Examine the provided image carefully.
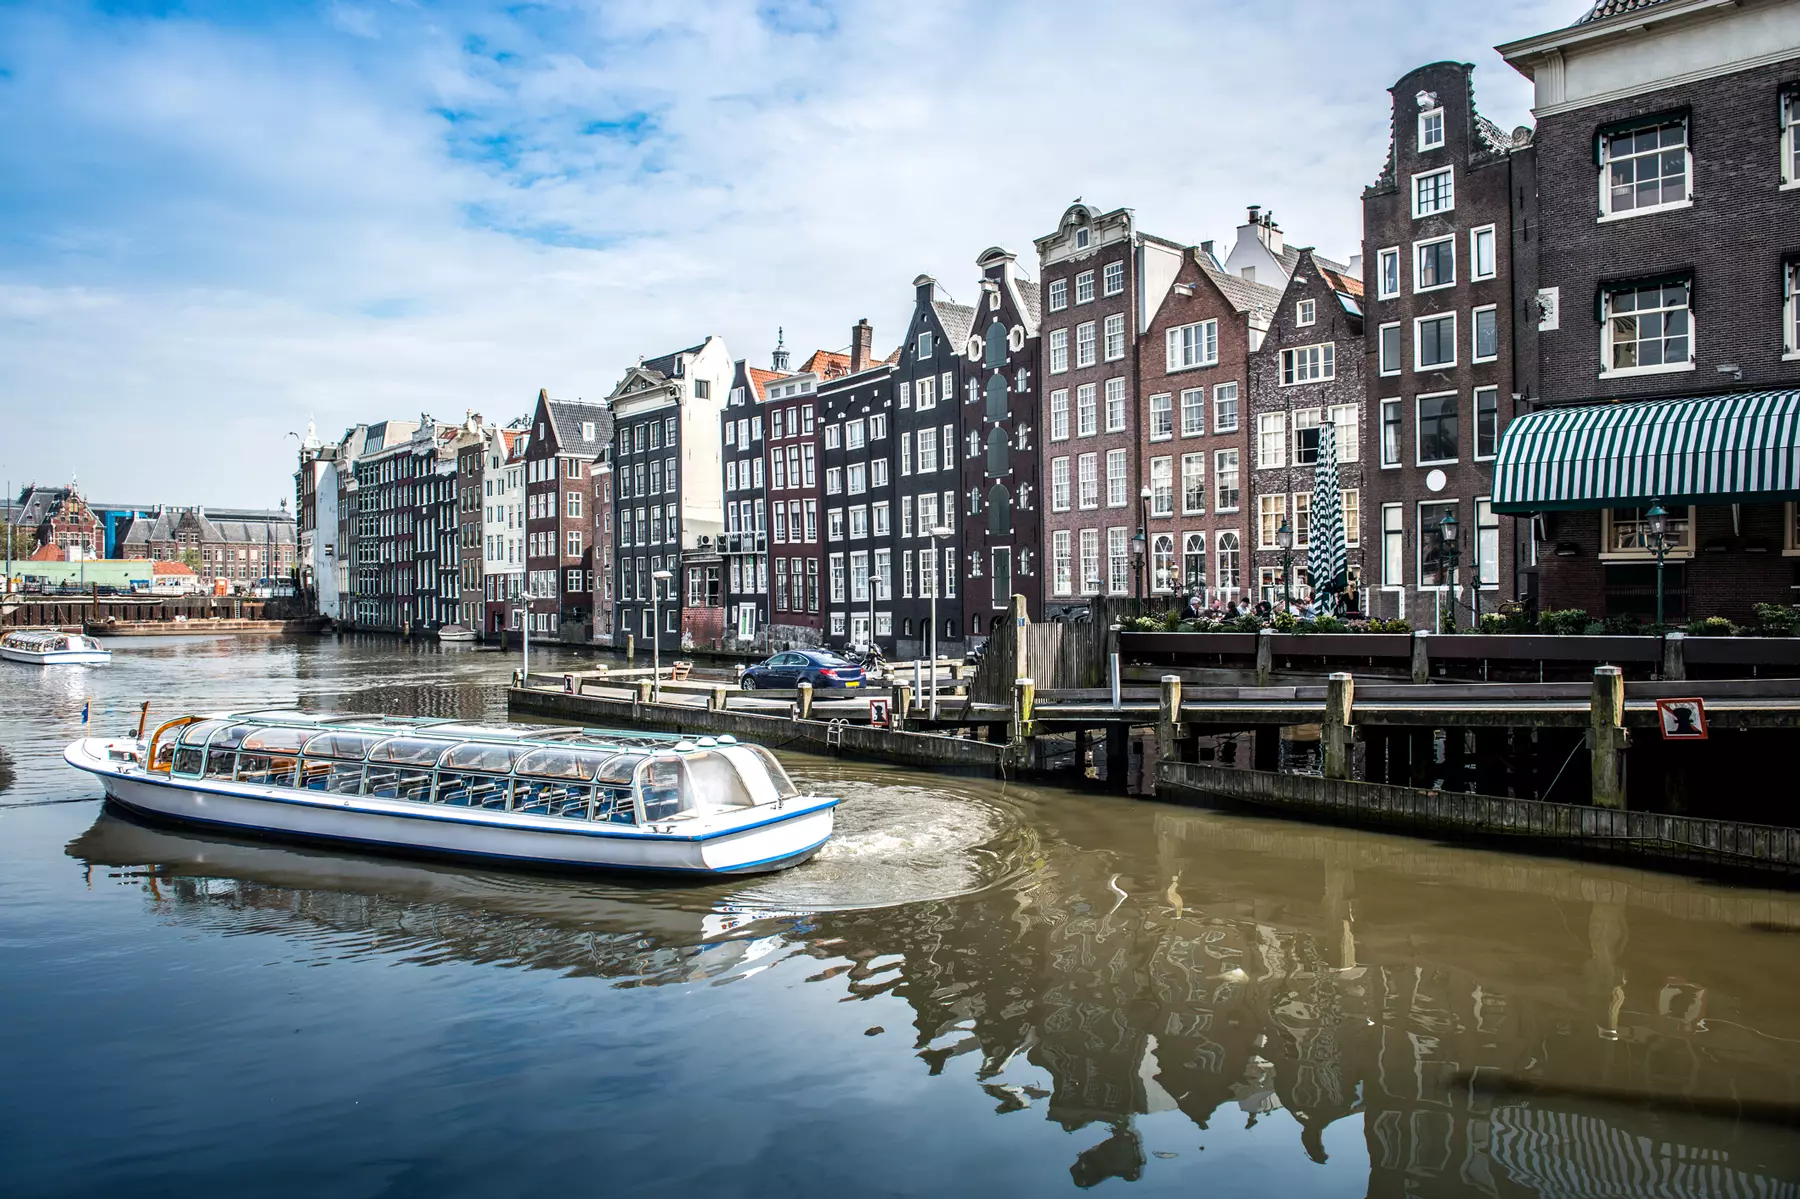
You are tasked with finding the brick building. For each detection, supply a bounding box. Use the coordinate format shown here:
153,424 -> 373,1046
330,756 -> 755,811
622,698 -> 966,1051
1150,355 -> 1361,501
453,417 -> 491,632
1136,248 -> 1279,609
119,505 -> 296,589
1034,203 -> 1186,617
1247,251 -> 1368,608
960,247 -> 1042,645
12,483 -> 102,557
1362,61 -> 1527,627
1494,0 -> 1800,622
523,390 -> 612,640
819,324 -> 895,651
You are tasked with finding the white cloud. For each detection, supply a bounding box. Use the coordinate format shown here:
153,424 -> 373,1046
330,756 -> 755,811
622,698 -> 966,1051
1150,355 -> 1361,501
0,0 -> 1574,503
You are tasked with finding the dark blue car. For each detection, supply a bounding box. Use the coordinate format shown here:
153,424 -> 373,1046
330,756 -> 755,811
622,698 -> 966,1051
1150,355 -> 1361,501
739,649 -> 867,690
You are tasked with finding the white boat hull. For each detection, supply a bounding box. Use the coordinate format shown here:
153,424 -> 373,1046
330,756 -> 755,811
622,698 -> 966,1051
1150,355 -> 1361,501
1,646 -> 112,665
63,738 -> 833,876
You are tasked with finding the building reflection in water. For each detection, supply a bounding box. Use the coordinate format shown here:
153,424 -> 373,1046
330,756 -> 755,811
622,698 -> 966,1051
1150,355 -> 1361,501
69,805 -> 1800,1195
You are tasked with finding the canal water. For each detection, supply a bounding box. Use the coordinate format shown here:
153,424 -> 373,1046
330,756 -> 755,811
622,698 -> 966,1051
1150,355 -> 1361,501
4,635 -> 1800,1196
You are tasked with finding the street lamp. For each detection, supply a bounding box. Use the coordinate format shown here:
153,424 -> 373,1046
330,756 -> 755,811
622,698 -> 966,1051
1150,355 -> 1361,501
927,525 -> 952,722
650,568 -> 674,701
1439,510 -> 1461,632
1135,485 -> 1152,606
1646,499 -> 1670,627
1276,518 -> 1293,612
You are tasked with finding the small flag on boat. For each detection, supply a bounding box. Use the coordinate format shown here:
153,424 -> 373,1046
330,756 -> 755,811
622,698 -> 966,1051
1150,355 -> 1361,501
81,699 -> 90,726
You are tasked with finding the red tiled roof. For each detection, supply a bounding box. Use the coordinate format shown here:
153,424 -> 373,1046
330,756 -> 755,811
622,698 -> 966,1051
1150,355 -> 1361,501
746,366 -> 783,400
153,559 -> 197,575
800,350 -> 853,379
29,543 -> 64,561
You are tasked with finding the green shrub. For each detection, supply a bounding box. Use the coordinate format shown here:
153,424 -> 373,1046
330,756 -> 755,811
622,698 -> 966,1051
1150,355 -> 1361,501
1752,603 -> 1800,636
1477,613 -> 1509,634
1685,615 -> 1738,637
1121,615 -> 1161,632
1307,614 -> 1346,633
1271,611 -> 1299,633
1538,608 -> 1591,636
1224,615 -> 1264,633
1602,614 -> 1647,635
1364,617 -> 1412,634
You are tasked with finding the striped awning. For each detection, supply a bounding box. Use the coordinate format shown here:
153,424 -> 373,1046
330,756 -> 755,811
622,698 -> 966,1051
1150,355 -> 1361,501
1492,389 -> 1800,513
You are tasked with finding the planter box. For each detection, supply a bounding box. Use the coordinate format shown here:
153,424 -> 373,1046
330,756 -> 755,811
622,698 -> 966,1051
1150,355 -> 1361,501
1120,631 -> 1258,657
1680,637 -> 1800,667
1269,633 -> 1412,658
1426,634 -> 1662,663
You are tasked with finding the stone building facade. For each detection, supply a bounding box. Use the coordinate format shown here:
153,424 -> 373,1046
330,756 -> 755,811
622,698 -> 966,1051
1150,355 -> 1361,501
523,390 -> 612,640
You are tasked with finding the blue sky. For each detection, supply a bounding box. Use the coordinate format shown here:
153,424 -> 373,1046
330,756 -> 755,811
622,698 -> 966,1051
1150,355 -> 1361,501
0,0 -> 1573,506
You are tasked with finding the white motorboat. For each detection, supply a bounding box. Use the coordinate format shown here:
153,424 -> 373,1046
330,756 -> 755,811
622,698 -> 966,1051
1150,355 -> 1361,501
436,624 -> 477,642
1,630 -> 112,665
63,711 -> 837,876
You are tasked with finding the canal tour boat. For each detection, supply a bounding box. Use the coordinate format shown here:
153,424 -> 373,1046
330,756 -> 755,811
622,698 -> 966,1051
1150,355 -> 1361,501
1,630 -> 112,666
62,711 -> 837,876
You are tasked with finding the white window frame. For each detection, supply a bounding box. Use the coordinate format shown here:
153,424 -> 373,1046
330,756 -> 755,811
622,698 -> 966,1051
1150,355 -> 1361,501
1104,449 -> 1128,508
1413,235 -> 1456,293
1050,389 -> 1070,440
1075,270 -> 1095,304
1470,225 -> 1497,281
1166,319 -> 1220,370
1104,378 -> 1127,433
1598,116 -> 1692,221
1377,247 -> 1401,300
1415,390 -> 1460,468
1418,106 -> 1445,152
1787,262 -> 1800,359
1079,529 -> 1101,595
1600,280 -> 1695,378
1103,312 -> 1126,361
1048,278 -> 1068,312
1378,321 -> 1403,377
1103,261 -> 1124,297
1379,397 -> 1403,470
1295,299 -> 1316,328
1180,452 -> 1205,516
1785,91 -> 1800,188
1381,503 -> 1404,588
1051,456 -> 1071,511
1257,411 -> 1286,470
1414,311 -> 1457,372
1474,386 -> 1500,462
1048,329 -> 1068,374
1076,384 -> 1097,436
1279,343 -> 1335,385
1411,167 -> 1454,218
1075,322 -> 1097,369
1471,304 -> 1499,364
1213,449 -> 1240,513
1179,388 -> 1205,437
1475,497 -> 1499,589
1212,383 -> 1239,433
1148,393 -> 1174,442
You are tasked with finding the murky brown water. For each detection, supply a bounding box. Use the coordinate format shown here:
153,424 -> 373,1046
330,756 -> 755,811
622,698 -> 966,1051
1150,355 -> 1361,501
3,634 -> 1798,1195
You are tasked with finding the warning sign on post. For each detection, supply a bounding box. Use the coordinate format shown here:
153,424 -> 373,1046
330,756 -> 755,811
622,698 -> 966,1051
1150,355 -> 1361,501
868,697 -> 891,729
1656,697 -> 1708,741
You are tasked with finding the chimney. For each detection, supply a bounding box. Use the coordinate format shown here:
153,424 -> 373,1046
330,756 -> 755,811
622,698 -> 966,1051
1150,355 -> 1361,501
1258,211 -> 1284,256
1246,204 -> 1261,226
850,319 -> 873,373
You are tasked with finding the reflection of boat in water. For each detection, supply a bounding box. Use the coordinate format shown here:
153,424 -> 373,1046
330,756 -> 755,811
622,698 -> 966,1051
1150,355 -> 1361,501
1,630 -> 111,665
67,809 -> 792,984
63,710 -> 837,876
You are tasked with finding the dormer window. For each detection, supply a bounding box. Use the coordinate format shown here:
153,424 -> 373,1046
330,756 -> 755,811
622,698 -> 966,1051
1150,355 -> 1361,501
917,331 -> 933,359
1075,227 -> 1090,250
1296,299 -> 1316,327
1418,107 -> 1445,152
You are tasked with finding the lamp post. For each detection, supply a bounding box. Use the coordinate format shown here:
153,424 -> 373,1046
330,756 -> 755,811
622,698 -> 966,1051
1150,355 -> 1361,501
650,568 -> 673,701
927,525 -> 951,721
1136,485 -> 1153,606
1439,509 -> 1461,632
1646,499 -> 1670,628
1276,518 -> 1293,613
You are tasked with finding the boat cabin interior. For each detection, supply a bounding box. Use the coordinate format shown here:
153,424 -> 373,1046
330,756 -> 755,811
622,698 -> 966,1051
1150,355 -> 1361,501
144,713 -> 801,827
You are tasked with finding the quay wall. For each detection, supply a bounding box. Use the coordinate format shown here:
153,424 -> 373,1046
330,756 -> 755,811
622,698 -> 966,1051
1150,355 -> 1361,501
1157,760 -> 1800,874
508,687 -> 1012,773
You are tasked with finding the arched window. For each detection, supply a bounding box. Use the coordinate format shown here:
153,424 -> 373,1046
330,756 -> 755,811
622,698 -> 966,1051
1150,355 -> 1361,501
903,618 -> 913,638
987,427 -> 1010,478
971,614 -> 982,635
945,618 -> 957,640
985,374 -> 1009,421
1152,534 -> 1176,593
1216,532 -> 1241,594
1183,533 -> 1207,601
985,321 -> 1007,369
988,483 -> 1012,535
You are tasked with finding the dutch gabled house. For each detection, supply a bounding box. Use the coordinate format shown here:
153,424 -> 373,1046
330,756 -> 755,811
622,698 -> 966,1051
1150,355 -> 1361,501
480,423 -> 525,638
1136,249 -> 1280,609
605,338 -> 731,651
1362,61 -> 1526,627
722,352 -> 775,648
886,281 -> 972,657
1034,203 -> 1186,616
958,247 -> 1042,645
523,389 -> 612,640
1247,250 -> 1368,608
1496,0 -> 1800,623
761,343 -> 849,650
819,322 -> 895,651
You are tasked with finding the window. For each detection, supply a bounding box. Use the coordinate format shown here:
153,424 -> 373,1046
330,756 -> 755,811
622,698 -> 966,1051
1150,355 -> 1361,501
1474,387 -> 1500,460
1786,91 -> 1800,186
1292,408 -> 1322,466
1476,498 -> 1499,587
827,508 -> 844,541
1182,533 -> 1206,595
1382,504 -> 1404,586
1342,489 -> 1360,547
1601,117 -> 1689,216
1257,412 -> 1286,469
1213,382 -> 1239,432
1789,262 -> 1800,357
1050,389 -> 1070,440
867,413 -> 884,439
1051,457 -> 1071,511
1296,299 -> 1316,327
1370,398 -> 1397,469
1150,456 -> 1173,517
826,467 -> 842,495
846,419 -> 865,450
871,458 -> 887,487
1080,529 -> 1101,594
1603,280 -> 1692,374
1216,531 -> 1240,595
566,491 -> 583,519
1415,312 -> 1456,370
847,463 -> 867,495
1471,226 -> 1497,280
1178,388 -> 1205,436
1214,449 -> 1240,512
1076,270 -> 1095,304
1472,306 -> 1498,363
1077,384 -> 1098,436
1103,313 -> 1125,361
824,424 -> 841,450
1415,238 -> 1455,292
1603,504 -> 1694,557
898,382 -> 911,409
1280,344 -> 1335,384
1293,491 -> 1312,548
1103,261 -> 1124,296
1074,226 -> 1090,249
1181,453 -> 1205,515
1378,321 -> 1403,376
1166,320 -> 1219,370
1412,167 -> 1454,217
1052,530 -> 1072,595
1378,247 -> 1401,299
942,424 -> 954,472
829,553 -> 846,602
1104,378 -> 1126,432
1049,329 -> 1068,374
1105,450 -> 1128,507
916,376 -> 936,411
1107,528 -> 1129,594
1416,392 -> 1459,465
1143,393 -> 1173,441
917,429 -> 937,473
1418,501 -> 1458,588
1257,494 -> 1286,549
1419,106 -> 1444,151
1076,322 -> 1096,368
917,331 -> 934,359
1149,534 -> 1176,593
1049,279 -> 1068,311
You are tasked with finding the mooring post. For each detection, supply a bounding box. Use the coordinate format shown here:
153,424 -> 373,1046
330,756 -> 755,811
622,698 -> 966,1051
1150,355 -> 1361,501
797,681 -> 815,721
626,633 -> 635,663
1109,652 -> 1121,708
1589,665 -> 1626,809
1255,628 -> 1274,686
892,683 -> 913,731
709,685 -> 728,712
1661,631 -> 1687,682
1156,674 -> 1182,765
1322,672 -> 1354,780
1410,632 -> 1430,685
1010,594 -> 1031,685
635,679 -> 653,704
1012,677 -> 1035,748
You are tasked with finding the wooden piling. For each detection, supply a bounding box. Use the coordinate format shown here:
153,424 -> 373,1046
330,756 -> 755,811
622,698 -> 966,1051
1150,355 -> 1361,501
1156,674 -> 1182,764
634,680 -> 652,704
1410,632 -> 1430,684
1254,628 -> 1273,686
1590,665 -> 1626,809
709,685 -> 728,712
1012,677 -> 1035,748
1322,672 -> 1353,780
797,681 -> 815,720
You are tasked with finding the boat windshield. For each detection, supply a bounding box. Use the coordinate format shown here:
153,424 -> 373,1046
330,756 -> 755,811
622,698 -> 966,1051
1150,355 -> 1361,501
442,742 -> 524,773
367,737 -> 453,766
177,720 -> 231,747
301,731 -> 384,760
240,727 -> 309,754
515,747 -> 614,780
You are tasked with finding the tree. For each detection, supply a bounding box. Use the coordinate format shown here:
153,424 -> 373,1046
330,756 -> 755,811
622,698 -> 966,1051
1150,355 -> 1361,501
181,548 -> 202,572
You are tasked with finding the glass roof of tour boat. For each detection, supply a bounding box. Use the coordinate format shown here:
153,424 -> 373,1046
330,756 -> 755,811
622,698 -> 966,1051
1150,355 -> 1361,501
202,711 -> 697,754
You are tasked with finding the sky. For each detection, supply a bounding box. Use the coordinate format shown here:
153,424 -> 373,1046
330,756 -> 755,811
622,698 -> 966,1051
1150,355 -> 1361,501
0,0 -> 1575,507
